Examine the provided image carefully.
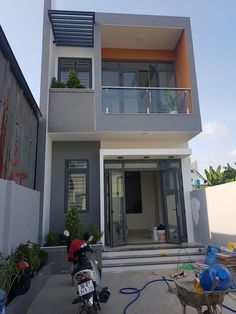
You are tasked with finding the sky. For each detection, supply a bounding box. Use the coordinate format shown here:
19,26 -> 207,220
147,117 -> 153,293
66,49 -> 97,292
0,0 -> 236,175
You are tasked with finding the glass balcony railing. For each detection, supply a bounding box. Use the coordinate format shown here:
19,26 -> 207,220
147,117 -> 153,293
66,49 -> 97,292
102,87 -> 192,114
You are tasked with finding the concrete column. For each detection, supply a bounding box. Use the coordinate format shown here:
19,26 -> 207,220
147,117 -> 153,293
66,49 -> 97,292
181,156 -> 195,243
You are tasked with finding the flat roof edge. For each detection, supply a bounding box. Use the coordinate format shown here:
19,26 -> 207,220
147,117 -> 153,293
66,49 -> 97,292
0,25 -> 42,119
95,12 -> 190,28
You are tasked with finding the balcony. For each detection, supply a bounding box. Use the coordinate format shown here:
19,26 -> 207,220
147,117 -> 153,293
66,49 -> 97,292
48,88 -> 95,133
102,87 -> 192,114
96,86 -> 201,138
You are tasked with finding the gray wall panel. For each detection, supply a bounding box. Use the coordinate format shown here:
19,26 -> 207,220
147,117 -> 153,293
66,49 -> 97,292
50,141 -> 100,234
48,89 -> 95,133
96,113 -> 201,133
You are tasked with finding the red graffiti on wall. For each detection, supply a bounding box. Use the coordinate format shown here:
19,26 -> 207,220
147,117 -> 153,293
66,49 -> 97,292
0,90 -> 27,185
0,91 -> 9,176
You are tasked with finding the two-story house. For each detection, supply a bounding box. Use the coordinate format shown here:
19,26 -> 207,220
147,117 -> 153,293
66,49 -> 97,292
40,0 -> 201,247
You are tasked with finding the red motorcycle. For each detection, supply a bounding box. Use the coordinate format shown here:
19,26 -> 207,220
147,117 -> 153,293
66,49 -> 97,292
64,231 -> 110,314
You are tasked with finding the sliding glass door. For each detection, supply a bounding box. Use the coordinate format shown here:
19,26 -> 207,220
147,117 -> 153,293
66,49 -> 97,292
162,168 -> 181,243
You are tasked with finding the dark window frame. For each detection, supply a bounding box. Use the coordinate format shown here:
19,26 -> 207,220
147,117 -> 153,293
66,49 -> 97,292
58,57 -> 92,88
64,159 -> 89,213
102,60 -> 176,88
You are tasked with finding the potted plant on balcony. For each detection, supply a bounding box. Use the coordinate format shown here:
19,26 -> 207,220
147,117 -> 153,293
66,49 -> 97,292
51,77 -> 65,88
65,70 -> 85,88
163,90 -> 178,113
51,70 -> 85,89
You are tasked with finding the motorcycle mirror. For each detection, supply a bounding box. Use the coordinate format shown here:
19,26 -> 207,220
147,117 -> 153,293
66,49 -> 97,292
88,235 -> 93,242
63,230 -> 70,237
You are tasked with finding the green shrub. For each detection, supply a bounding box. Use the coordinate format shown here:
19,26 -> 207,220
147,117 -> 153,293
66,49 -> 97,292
51,77 -> 65,88
0,243 -> 48,299
200,163 -> 236,186
223,163 -> 236,182
65,205 -> 83,240
58,233 -> 67,245
51,70 -> 85,89
89,223 -> 103,244
66,70 -> 85,88
0,253 -> 19,296
14,241 -> 41,275
45,231 -> 60,246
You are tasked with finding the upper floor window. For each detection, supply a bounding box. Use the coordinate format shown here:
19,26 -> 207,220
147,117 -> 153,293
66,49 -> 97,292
58,58 -> 92,88
102,61 -> 176,88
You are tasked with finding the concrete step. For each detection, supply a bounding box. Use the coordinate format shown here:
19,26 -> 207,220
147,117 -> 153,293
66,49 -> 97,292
102,254 -> 202,267
102,244 -> 205,272
102,247 -> 203,259
103,243 -> 204,252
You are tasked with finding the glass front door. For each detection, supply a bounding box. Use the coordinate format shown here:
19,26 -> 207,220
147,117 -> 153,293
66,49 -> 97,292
162,168 -> 181,243
105,170 -> 126,246
104,161 -> 186,246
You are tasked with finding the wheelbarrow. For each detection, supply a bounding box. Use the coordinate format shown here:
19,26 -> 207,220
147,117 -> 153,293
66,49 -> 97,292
174,278 -> 228,314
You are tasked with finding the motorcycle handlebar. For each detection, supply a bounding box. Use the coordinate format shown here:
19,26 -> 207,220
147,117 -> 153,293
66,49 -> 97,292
87,246 -> 96,254
73,244 -> 96,257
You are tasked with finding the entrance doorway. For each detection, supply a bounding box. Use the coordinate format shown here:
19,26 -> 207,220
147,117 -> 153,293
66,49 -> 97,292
104,160 -> 187,247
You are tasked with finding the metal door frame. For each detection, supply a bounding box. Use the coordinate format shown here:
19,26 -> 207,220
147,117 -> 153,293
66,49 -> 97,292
105,170 -> 127,247
104,161 -> 186,246
161,167 -> 182,244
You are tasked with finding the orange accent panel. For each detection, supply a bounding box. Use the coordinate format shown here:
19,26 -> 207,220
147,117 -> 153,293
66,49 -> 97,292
175,31 -> 192,112
175,31 -> 191,89
102,48 -> 175,61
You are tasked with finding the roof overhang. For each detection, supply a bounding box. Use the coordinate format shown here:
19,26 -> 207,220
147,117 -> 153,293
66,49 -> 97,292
48,10 -> 95,47
101,25 -> 183,50
100,148 -> 191,160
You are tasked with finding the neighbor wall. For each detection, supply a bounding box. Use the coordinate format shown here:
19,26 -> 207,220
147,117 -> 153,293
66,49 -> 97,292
0,179 -> 40,255
191,182 -> 236,246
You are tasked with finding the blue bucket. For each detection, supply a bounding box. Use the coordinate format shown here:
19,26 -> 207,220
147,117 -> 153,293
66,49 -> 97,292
200,263 -> 231,291
192,179 -> 200,188
0,289 -> 6,314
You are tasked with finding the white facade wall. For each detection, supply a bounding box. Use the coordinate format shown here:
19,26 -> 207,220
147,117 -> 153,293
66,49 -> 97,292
0,180 -> 8,253
101,141 -> 189,149
42,135 -> 52,241
181,157 -> 195,243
